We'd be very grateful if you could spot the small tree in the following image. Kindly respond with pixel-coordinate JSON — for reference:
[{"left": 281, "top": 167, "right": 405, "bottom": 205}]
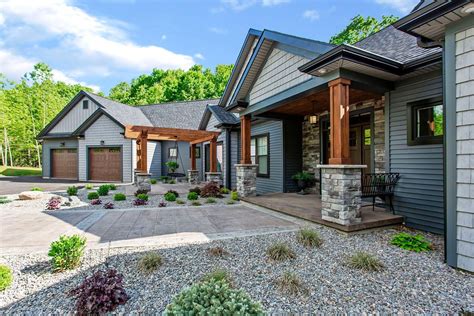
[{"left": 165, "top": 161, "right": 179, "bottom": 173}]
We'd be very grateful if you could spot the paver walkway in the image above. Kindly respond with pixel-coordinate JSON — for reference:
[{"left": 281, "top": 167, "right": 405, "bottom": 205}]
[{"left": 0, "top": 205, "right": 299, "bottom": 255}]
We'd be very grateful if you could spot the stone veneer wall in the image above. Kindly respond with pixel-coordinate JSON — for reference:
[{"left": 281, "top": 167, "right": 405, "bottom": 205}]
[
  {"left": 302, "top": 97, "right": 386, "bottom": 192},
  {"left": 455, "top": 26, "right": 474, "bottom": 271}
]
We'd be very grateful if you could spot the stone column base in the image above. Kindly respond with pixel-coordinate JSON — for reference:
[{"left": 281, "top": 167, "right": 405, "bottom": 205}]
[
  {"left": 317, "top": 164, "right": 366, "bottom": 226},
  {"left": 206, "top": 172, "right": 222, "bottom": 186},
  {"left": 236, "top": 164, "right": 257, "bottom": 197},
  {"left": 188, "top": 170, "right": 199, "bottom": 185},
  {"left": 136, "top": 173, "right": 151, "bottom": 192}
]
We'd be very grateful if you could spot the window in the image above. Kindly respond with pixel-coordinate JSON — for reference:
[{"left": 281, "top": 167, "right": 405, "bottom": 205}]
[
  {"left": 190, "top": 146, "right": 201, "bottom": 159},
  {"left": 251, "top": 134, "right": 269, "bottom": 177},
  {"left": 83, "top": 100, "right": 89, "bottom": 109},
  {"left": 408, "top": 97, "right": 443, "bottom": 145},
  {"left": 168, "top": 147, "right": 178, "bottom": 158}
]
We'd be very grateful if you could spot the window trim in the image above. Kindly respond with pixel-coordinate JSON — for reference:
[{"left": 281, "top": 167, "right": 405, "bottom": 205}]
[
  {"left": 168, "top": 147, "right": 178, "bottom": 158},
  {"left": 82, "top": 100, "right": 89, "bottom": 110},
  {"left": 407, "top": 96, "right": 443, "bottom": 146},
  {"left": 190, "top": 146, "right": 201, "bottom": 159},
  {"left": 251, "top": 133, "right": 270, "bottom": 178}
]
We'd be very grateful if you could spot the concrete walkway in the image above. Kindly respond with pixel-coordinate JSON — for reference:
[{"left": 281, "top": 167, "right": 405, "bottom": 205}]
[{"left": 0, "top": 205, "right": 299, "bottom": 255}]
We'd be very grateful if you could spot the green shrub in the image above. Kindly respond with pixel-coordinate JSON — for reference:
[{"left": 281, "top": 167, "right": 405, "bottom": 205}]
[
  {"left": 266, "top": 242, "right": 296, "bottom": 261},
  {"left": 107, "top": 184, "right": 117, "bottom": 191},
  {"left": 85, "top": 184, "right": 93, "bottom": 190},
  {"left": 167, "top": 179, "right": 176, "bottom": 184},
  {"left": 191, "top": 201, "right": 201, "bottom": 206},
  {"left": 48, "top": 235, "right": 87, "bottom": 272},
  {"left": 189, "top": 187, "right": 201, "bottom": 195},
  {"left": 0, "top": 197, "right": 12, "bottom": 204},
  {"left": 137, "top": 193, "right": 149, "bottom": 201},
  {"left": 347, "top": 252, "right": 384, "bottom": 272},
  {"left": 134, "top": 189, "right": 148, "bottom": 196},
  {"left": 187, "top": 192, "right": 198, "bottom": 201},
  {"left": 165, "top": 161, "right": 179, "bottom": 173},
  {"left": 200, "top": 269, "right": 233, "bottom": 286},
  {"left": 150, "top": 178, "right": 157, "bottom": 184},
  {"left": 87, "top": 192, "right": 99, "bottom": 200},
  {"left": 206, "top": 197, "right": 216, "bottom": 204},
  {"left": 166, "top": 190, "right": 180, "bottom": 197},
  {"left": 165, "top": 279, "right": 263, "bottom": 315},
  {"left": 176, "top": 199, "right": 185, "bottom": 205},
  {"left": 159, "top": 176, "right": 170, "bottom": 182},
  {"left": 114, "top": 193, "right": 126, "bottom": 201},
  {"left": 0, "top": 265, "right": 13, "bottom": 291},
  {"left": 31, "top": 187, "right": 43, "bottom": 191},
  {"left": 97, "top": 185, "right": 110, "bottom": 196},
  {"left": 67, "top": 186, "right": 78, "bottom": 196},
  {"left": 276, "top": 271, "right": 307, "bottom": 296},
  {"left": 226, "top": 200, "right": 235, "bottom": 205},
  {"left": 164, "top": 192, "right": 177, "bottom": 202},
  {"left": 138, "top": 252, "right": 163, "bottom": 274},
  {"left": 391, "top": 232, "right": 432, "bottom": 252},
  {"left": 296, "top": 228, "right": 322, "bottom": 248},
  {"left": 220, "top": 187, "right": 230, "bottom": 194},
  {"left": 231, "top": 191, "right": 239, "bottom": 201}
]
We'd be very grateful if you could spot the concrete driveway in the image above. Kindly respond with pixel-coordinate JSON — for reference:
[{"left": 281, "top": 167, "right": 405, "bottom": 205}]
[
  {"left": 0, "top": 205, "right": 299, "bottom": 255},
  {"left": 0, "top": 176, "right": 85, "bottom": 195}
]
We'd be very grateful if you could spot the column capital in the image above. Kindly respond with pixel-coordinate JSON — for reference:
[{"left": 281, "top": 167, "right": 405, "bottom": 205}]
[{"left": 328, "top": 78, "right": 351, "bottom": 87}]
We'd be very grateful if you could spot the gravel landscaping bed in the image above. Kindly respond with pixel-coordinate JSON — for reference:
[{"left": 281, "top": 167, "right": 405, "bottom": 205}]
[
  {"left": 1, "top": 227, "right": 472, "bottom": 314},
  {"left": 62, "top": 186, "right": 239, "bottom": 210}
]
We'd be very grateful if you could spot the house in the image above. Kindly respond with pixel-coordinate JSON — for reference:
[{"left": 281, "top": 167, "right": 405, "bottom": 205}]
[
  {"left": 37, "top": 90, "right": 218, "bottom": 183},
  {"left": 213, "top": 1, "right": 473, "bottom": 271}
]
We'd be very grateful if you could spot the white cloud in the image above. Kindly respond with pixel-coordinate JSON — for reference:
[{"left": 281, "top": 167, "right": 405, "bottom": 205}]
[
  {"left": 209, "top": 27, "right": 228, "bottom": 34},
  {"left": 194, "top": 53, "right": 205, "bottom": 60},
  {"left": 221, "top": 0, "right": 289, "bottom": 11},
  {"left": 0, "top": 49, "right": 100, "bottom": 91},
  {"left": 375, "top": 0, "right": 418, "bottom": 13},
  {"left": 0, "top": 0, "right": 195, "bottom": 73},
  {"left": 302, "top": 9, "right": 320, "bottom": 21}
]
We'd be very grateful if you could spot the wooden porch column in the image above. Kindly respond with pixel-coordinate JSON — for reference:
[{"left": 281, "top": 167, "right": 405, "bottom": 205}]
[
  {"left": 190, "top": 144, "right": 197, "bottom": 170},
  {"left": 328, "top": 78, "right": 351, "bottom": 165},
  {"left": 210, "top": 137, "right": 217, "bottom": 172},
  {"left": 240, "top": 115, "right": 252, "bottom": 164},
  {"left": 138, "top": 130, "right": 148, "bottom": 172}
]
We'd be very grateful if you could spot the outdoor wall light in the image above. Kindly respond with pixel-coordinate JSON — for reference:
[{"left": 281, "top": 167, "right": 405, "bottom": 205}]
[
  {"left": 100, "top": 140, "right": 105, "bottom": 145},
  {"left": 60, "top": 142, "right": 65, "bottom": 147},
  {"left": 461, "top": 3, "right": 474, "bottom": 14},
  {"left": 318, "top": 68, "right": 327, "bottom": 74},
  {"left": 309, "top": 115, "right": 319, "bottom": 124}
]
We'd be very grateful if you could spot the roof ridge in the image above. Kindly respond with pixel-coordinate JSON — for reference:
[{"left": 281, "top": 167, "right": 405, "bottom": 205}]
[
  {"left": 261, "top": 28, "right": 335, "bottom": 48},
  {"left": 137, "top": 98, "right": 220, "bottom": 107}
]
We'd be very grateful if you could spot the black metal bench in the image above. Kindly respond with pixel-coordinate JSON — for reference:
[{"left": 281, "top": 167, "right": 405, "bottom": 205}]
[{"left": 361, "top": 173, "right": 400, "bottom": 212}]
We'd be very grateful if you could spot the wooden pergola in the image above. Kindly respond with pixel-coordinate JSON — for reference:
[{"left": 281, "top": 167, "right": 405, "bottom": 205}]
[{"left": 125, "top": 125, "right": 221, "bottom": 173}]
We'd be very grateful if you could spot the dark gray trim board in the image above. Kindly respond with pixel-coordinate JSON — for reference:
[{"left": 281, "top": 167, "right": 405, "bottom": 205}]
[
  {"left": 85, "top": 145, "right": 124, "bottom": 182},
  {"left": 443, "top": 15, "right": 474, "bottom": 268}
]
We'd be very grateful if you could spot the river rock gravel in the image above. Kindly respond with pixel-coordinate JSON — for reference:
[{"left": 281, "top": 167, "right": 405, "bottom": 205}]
[{"left": 0, "top": 228, "right": 472, "bottom": 314}]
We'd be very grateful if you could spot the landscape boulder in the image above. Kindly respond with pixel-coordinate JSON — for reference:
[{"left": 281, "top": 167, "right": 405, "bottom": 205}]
[{"left": 18, "top": 191, "right": 44, "bottom": 200}]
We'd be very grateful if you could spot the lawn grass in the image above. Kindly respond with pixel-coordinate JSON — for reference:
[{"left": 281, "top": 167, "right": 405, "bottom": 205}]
[{"left": 0, "top": 166, "right": 42, "bottom": 176}]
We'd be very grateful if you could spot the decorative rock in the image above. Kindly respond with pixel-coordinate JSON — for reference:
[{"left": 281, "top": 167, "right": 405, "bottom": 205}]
[
  {"left": 317, "top": 164, "right": 366, "bottom": 225},
  {"left": 187, "top": 170, "right": 199, "bottom": 185},
  {"left": 235, "top": 164, "right": 257, "bottom": 197},
  {"left": 205, "top": 172, "right": 222, "bottom": 186},
  {"left": 18, "top": 191, "right": 44, "bottom": 200},
  {"left": 135, "top": 173, "right": 151, "bottom": 192}
]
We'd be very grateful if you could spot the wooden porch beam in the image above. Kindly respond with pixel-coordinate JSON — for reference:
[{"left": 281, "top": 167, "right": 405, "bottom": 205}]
[
  {"left": 328, "top": 78, "right": 351, "bottom": 165},
  {"left": 137, "top": 130, "right": 148, "bottom": 172},
  {"left": 240, "top": 115, "right": 252, "bottom": 164},
  {"left": 189, "top": 135, "right": 216, "bottom": 145},
  {"left": 190, "top": 144, "right": 196, "bottom": 170}
]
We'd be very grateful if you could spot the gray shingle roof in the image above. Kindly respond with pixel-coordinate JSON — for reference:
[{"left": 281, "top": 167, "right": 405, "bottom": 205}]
[
  {"left": 84, "top": 92, "right": 152, "bottom": 127},
  {"left": 139, "top": 98, "right": 220, "bottom": 130},
  {"left": 353, "top": 26, "right": 441, "bottom": 64},
  {"left": 208, "top": 105, "right": 240, "bottom": 125}
]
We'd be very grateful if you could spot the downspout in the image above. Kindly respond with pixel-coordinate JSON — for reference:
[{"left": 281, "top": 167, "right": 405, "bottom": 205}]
[{"left": 225, "top": 128, "right": 232, "bottom": 189}]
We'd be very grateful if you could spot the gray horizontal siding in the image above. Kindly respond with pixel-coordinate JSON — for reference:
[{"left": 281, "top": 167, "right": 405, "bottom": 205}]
[
  {"left": 252, "top": 120, "right": 284, "bottom": 194},
  {"left": 148, "top": 141, "right": 161, "bottom": 178},
  {"left": 161, "top": 141, "right": 201, "bottom": 176},
  {"left": 41, "top": 139, "right": 78, "bottom": 178},
  {"left": 388, "top": 72, "right": 444, "bottom": 234}
]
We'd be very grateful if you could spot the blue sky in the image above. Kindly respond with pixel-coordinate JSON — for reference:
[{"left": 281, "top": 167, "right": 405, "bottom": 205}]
[{"left": 0, "top": 0, "right": 418, "bottom": 94}]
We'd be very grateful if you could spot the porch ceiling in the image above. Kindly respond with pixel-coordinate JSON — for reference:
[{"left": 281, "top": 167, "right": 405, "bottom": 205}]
[{"left": 266, "top": 87, "right": 382, "bottom": 116}]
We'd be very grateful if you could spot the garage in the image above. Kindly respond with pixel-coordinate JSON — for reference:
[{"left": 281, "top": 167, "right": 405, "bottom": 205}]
[
  {"left": 51, "top": 149, "right": 78, "bottom": 179},
  {"left": 88, "top": 147, "right": 122, "bottom": 182}
]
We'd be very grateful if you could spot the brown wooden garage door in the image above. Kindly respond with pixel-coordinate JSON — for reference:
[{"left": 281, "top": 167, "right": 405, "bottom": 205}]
[
  {"left": 88, "top": 147, "right": 122, "bottom": 182},
  {"left": 51, "top": 149, "right": 78, "bottom": 179}
]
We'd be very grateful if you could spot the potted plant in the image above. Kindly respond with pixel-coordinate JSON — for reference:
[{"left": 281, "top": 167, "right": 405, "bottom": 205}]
[
  {"left": 292, "top": 171, "right": 316, "bottom": 195},
  {"left": 165, "top": 161, "right": 179, "bottom": 173}
]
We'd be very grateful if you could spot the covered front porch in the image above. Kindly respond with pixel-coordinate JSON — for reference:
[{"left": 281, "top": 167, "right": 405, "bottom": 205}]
[{"left": 242, "top": 193, "right": 403, "bottom": 232}]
